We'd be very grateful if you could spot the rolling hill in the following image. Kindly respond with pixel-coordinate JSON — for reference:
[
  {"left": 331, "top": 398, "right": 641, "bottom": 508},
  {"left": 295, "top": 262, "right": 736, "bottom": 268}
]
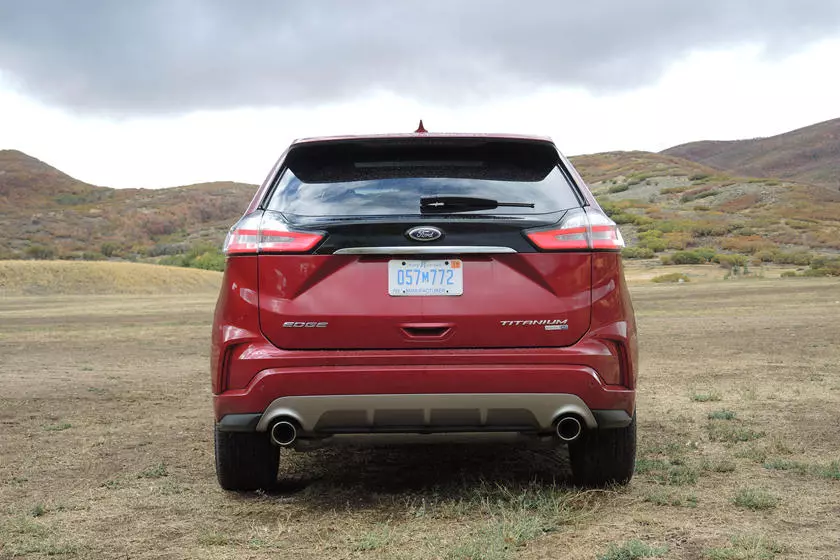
[
  {"left": 0, "top": 149, "right": 256, "bottom": 261},
  {"left": 573, "top": 150, "right": 840, "bottom": 258},
  {"left": 662, "top": 117, "right": 840, "bottom": 189},
  {"left": 2, "top": 118, "right": 839, "bottom": 275}
]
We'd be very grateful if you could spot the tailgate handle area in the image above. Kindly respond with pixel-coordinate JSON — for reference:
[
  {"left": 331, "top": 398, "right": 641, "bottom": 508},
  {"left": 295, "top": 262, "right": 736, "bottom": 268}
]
[{"left": 400, "top": 323, "right": 454, "bottom": 339}]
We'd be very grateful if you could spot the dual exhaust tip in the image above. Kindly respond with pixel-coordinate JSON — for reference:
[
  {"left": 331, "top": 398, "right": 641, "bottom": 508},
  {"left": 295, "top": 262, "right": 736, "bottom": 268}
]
[
  {"left": 555, "top": 415, "right": 583, "bottom": 442},
  {"left": 269, "top": 419, "right": 298, "bottom": 447}
]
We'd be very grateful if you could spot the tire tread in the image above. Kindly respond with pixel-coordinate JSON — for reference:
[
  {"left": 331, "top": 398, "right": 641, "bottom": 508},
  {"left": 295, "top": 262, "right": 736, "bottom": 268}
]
[
  {"left": 214, "top": 427, "right": 279, "bottom": 491},
  {"left": 568, "top": 413, "right": 636, "bottom": 487}
]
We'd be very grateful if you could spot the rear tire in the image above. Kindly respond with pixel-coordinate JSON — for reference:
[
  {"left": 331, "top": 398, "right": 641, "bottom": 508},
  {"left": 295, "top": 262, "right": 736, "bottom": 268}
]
[
  {"left": 568, "top": 412, "right": 636, "bottom": 487},
  {"left": 214, "top": 426, "right": 279, "bottom": 491}
]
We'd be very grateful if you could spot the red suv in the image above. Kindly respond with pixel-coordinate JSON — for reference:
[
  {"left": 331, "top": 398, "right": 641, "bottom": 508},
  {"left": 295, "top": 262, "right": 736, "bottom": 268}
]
[{"left": 212, "top": 132, "right": 637, "bottom": 490}]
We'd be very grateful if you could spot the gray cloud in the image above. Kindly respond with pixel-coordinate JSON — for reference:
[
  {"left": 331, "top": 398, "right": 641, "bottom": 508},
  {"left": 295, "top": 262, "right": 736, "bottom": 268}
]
[{"left": 1, "top": 0, "right": 839, "bottom": 115}]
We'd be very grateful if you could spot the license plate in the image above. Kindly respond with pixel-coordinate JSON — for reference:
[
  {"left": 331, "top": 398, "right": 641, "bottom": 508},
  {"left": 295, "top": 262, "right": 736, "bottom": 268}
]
[{"left": 388, "top": 259, "right": 463, "bottom": 296}]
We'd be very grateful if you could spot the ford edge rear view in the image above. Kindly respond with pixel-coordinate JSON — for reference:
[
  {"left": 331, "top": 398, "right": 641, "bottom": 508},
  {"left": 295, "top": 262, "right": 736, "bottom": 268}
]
[{"left": 211, "top": 132, "right": 638, "bottom": 490}]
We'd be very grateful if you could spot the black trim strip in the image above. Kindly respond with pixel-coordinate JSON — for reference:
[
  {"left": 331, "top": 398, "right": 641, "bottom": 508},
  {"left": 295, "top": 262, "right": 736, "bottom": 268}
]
[
  {"left": 217, "top": 413, "right": 262, "bottom": 432},
  {"left": 591, "top": 410, "right": 633, "bottom": 429}
]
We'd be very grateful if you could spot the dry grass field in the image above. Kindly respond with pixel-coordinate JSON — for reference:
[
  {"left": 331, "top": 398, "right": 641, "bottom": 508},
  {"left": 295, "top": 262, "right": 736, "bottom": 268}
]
[
  {"left": 0, "top": 261, "right": 223, "bottom": 296},
  {"left": 1, "top": 267, "right": 838, "bottom": 559}
]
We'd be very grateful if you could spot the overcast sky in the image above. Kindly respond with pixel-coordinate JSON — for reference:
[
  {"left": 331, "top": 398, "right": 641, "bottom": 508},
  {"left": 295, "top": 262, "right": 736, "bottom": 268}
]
[{"left": 1, "top": 1, "right": 840, "bottom": 188}]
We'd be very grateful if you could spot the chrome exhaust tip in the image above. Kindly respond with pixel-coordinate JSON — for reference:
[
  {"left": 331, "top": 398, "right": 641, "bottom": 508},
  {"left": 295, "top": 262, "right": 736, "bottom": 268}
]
[
  {"left": 555, "top": 416, "right": 583, "bottom": 442},
  {"left": 269, "top": 420, "right": 298, "bottom": 447}
]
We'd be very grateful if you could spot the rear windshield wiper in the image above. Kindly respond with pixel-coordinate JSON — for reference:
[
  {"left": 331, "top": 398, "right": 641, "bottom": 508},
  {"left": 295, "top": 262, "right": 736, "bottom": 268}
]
[{"left": 420, "top": 196, "right": 535, "bottom": 214}]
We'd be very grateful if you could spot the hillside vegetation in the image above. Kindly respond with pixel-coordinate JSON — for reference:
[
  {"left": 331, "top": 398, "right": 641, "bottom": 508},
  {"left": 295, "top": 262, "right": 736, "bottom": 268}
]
[
  {"left": 662, "top": 117, "right": 840, "bottom": 189},
  {"left": 572, "top": 150, "right": 840, "bottom": 275},
  {"left": 0, "top": 260, "right": 221, "bottom": 295},
  {"left": 0, "top": 150, "right": 255, "bottom": 263},
  {"left": 2, "top": 118, "right": 839, "bottom": 276}
]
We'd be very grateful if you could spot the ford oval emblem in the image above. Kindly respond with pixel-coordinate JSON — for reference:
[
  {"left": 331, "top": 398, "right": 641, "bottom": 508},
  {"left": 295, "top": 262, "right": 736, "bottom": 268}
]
[{"left": 406, "top": 226, "right": 444, "bottom": 242}]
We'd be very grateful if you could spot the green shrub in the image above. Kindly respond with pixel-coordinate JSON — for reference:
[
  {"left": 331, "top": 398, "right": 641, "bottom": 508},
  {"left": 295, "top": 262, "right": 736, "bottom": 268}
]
[
  {"left": 772, "top": 251, "right": 812, "bottom": 266},
  {"left": 652, "top": 219, "right": 692, "bottom": 233},
  {"left": 639, "top": 237, "right": 668, "bottom": 252},
  {"left": 704, "top": 535, "right": 785, "bottom": 560},
  {"left": 608, "top": 184, "right": 630, "bottom": 194},
  {"left": 753, "top": 250, "right": 777, "bottom": 263},
  {"left": 689, "top": 222, "right": 731, "bottom": 237},
  {"left": 25, "top": 245, "right": 55, "bottom": 260},
  {"left": 802, "top": 268, "right": 838, "bottom": 277},
  {"left": 652, "top": 273, "right": 690, "bottom": 283},
  {"left": 148, "top": 243, "right": 191, "bottom": 257},
  {"left": 701, "top": 459, "right": 736, "bottom": 473},
  {"left": 780, "top": 270, "right": 799, "bottom": 278},
  {"left": 612, "top": 212, "right": 637, "bottom": 225},
  {"left": 786, "top": 219, "right": 814, "bottom": 229},
  {"left": 807, "top": 256, "right": 840, "bottom": 276},
  {"left": 708, "top": 409, "right": 736, "bottom": 420},
  {"left": 638, "top": 229, "right": 664, "bottom": 240},
  {"left": 694, "top": 247, "right": 718, "bottom": 261},
  {"left": 625, "top": 173, "right": 657, "bottom": 186},
  {"left": 160, "top": 244, "right": 226, "bottom": 272},
  {"left": 100, "top": 242, "right": 119, "bottom": 258},
  {"left": 708, "top": 422, "right": 764, "bottom": 442},
  {"left": 598, "top": 540, "right": 668, "bottom": 560},
  {"left": 715, "top": 254, "right": 749, "bottom": 269},
  {"left": 622, "top": 247, "right": 655, "bottom": 259},
  {"left": 669, "top": 249, "right": 717, "bottom": 265},
  {"left": 632, "top": 215, "right": 655, "bottom": 228},
  {"left": 763, "top": 458, "right": 810, "bottom": 474},
  {"left": 816, "top": 461, "right": 840, "bottom": 480},
  {"left": 599, "top": 201, "right": 621, "bottom": 216},
  {"left": 54, "top": 193, "right": 91, "bottom": 205},
  {"left": 681, "top": 190, "right": 719, "bottom": 203},
  {"left": 191, "top": 250, "right": 226, "bottom": 271},
  {"left": 669, "top": 251, "right": 704, "bottom": 265},
  {"left": 733, "top": 488, "right": 779, "bottom": 510},
  {"left": 138, "top": 463, "right": 168, "bottom": 479}
]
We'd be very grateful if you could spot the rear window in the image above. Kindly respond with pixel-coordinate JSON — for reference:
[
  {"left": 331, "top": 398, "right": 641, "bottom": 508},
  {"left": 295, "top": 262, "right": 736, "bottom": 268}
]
[{"left": 265, "top": 139, "right": 581, "bottom": 218}]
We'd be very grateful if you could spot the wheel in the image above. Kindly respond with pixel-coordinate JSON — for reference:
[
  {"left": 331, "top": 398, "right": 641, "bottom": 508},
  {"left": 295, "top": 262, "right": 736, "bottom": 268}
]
[
  {"left": 214, "top": 426, "right": 280, "bottom": 491},
  {"left": 568, "top": 412, "right": 636, "bottom": 487}
]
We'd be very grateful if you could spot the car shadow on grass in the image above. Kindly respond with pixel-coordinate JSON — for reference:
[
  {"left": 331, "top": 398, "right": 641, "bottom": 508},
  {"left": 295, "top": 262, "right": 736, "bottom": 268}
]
[{"left": 259, "top": 443, "right": 574, "bottom": 506}]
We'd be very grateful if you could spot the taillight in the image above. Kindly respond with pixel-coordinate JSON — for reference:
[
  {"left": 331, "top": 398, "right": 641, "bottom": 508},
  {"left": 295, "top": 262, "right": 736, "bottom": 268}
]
[
  {"left": 223, "top": 212, "right": 324, "bottom": 255},
  {"left": 526, "top": 209, "right": 624, "bottom": 251}
]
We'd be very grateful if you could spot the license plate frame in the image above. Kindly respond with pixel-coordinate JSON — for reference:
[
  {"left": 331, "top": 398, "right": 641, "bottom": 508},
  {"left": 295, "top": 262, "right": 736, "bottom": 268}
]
[{"left": 388, "top": 259, "right": 463, "bottom": 296}]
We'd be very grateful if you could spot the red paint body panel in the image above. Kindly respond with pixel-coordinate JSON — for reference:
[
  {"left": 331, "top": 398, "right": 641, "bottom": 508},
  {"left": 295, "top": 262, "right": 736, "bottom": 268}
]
[{"left": 256, "top": 253, "right": 592, "bottom": 350}]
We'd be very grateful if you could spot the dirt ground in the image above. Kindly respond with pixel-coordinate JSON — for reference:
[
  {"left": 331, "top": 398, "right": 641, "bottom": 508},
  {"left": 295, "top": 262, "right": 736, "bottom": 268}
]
[{"left": 1, "top": 278, "right": 839, "bottom": 559}]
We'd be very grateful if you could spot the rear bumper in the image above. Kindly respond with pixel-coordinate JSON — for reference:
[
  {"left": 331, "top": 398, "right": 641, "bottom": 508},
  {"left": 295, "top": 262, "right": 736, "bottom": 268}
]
[
  {"left": 214, "top": 361, "right": 634, "bottom": 434},
  {"left": 217, "top": 393, "right": 633, "bottom": 435}
]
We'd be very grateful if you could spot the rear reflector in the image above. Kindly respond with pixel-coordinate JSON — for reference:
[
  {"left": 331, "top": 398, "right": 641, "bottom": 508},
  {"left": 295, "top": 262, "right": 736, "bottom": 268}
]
[
  {"left": 224, "top": 212, "right": 324, "bottom": 255},
  {"left": 526, "top": 209, "right": 624, "bottom": 251}
]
